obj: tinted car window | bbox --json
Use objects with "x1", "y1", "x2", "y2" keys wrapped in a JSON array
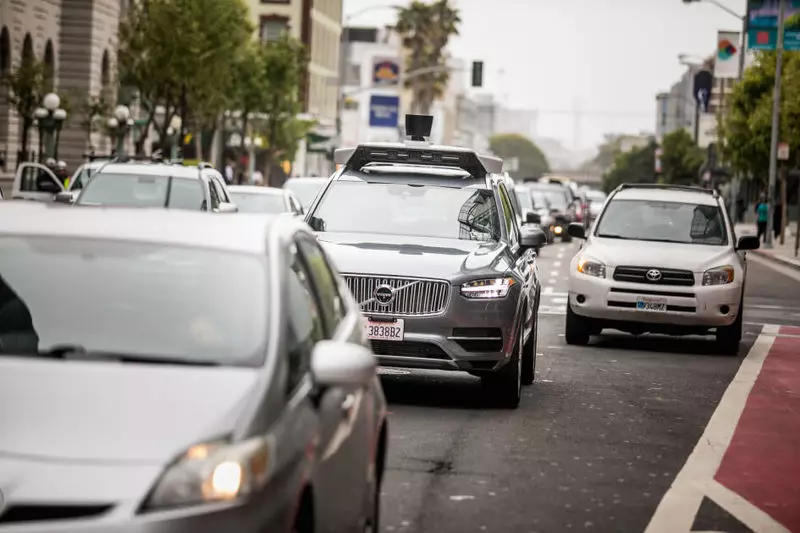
[
  {"x1": 207, "y1": 179, "x2": 221, "y2": 210},
  {"x1": 310, "y1": 181, "x2": 501, "y2": 241},
  {"x1": 497, "y1": 185, "x2": 518, "y2": 247},
  {"x1": 595, "y1": 199, "x2": 728, "y2": 246},
  {"x1": 230, "y1": 192, "x2": 288, "y2": 214},
  {"x1": 296, "y1": 237, "x2": 344, "y2": 334},
  {"x1": 78, "y1": 173, "x2": 206, "y2": 211},
  {"x1": 0, "y1": 237, "x2": 267, "y2": 366}
]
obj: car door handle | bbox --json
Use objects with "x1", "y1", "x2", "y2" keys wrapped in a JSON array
[{"x1": 341, "y1": 393, "x2": 356, "y2": 419}]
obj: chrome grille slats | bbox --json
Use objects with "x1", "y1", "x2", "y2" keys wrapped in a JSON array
[{"x1": 343, "y1": 274, "x2": 450, "y2": 316}]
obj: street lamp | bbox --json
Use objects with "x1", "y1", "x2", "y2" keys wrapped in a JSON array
[
  {"x1": 34, "y1": 92, "x2": 68, "y2": 161},
  {"x1": 168, "y1": 115, "x2": 182, "y2": 160},
  {"x1": 107, "y1": 105, "x2": 133, "y2": 157}
]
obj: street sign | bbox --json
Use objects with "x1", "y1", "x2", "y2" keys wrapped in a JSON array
[
  {"x1": 368, "y1": 95, "x2": 400, "y2": 128},
  {"x1": 778, "y1": 142, "x2": 790, "y2": 160},
  {"x1": 747, "y1": 0, "x2": 800, "y2": 51}
]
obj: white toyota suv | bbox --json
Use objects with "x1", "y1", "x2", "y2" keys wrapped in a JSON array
[{"x1": 564, "y1": 183, "x2": 760, "y2": 354}]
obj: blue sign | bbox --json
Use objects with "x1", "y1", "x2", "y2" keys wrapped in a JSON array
[
  {"x1": 369, "y1": 95, "x2": 399, "y2": 128},
  {"x1": 747, "y1": 0, "x2": 800, "y2": 51}
]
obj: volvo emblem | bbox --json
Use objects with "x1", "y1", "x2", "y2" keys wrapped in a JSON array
[
  {"x1": 646, "y1": 269, "x2": 662, "y2": 282},
  {"x1": 374, "y1": 285, "x2": 394, "y2": 305}
]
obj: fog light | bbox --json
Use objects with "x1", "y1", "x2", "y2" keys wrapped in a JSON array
[
  {"x1": 720, "y1": 305, "x2": 730, "y2": 315},
  {"x1": 576, "y1": 294, "x2": 586, "y2": 304}
]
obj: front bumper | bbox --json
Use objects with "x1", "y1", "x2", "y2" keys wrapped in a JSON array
[
  {"x1": 367, "y1": 286, "x2": 520, "y2": 373},
  {"x1": 568, "y1": 272, "x2": 742, "y2": 328}
]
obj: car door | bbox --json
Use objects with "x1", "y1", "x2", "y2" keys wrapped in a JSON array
[
  {"x1": 498, "y1": 183, "x2": 536, "y2": 330},
  {"x1": 295, "y1": 233, "x2": 375, "y2": 533},
  {"x1": 12, "y1": 162, "x2": 65, "y2": 201}
]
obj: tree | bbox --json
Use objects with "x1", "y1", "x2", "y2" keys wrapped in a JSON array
[
  {"x1": 1, "y1": 57, "x2": 47, "y2": 160},
  {"x1": 602, "y1": 141, "x2": 657, "y2": 193},
  {"x1": 395, "y1": 0, "x2": 461, "y2": 115},
  {"x1": 489, "y1": 133, "x2": 550, "y2": 178},
  {"x1": 580, "y1": 134, "x2": 623, "y2": 174},
  {"x1": 659, "y1": 129, "x2": 704, "y2": 185}
]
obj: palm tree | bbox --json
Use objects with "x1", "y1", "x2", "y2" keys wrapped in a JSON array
[{"x1": 395, "y1": 0, "x2": 461, "y2": 115}]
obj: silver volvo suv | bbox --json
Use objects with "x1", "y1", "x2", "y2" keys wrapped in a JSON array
[{"x1": 304, "y1": 115, "x2": 546, "y2": 408}]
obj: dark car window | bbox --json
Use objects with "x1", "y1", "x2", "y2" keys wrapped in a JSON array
[
  {"x1": 285, "y1": 243, "x2": 325, "y2": 393},
  {"x1": 497, "y1": 184, "x2": 519, "y2": 247},
  {"x1": 209, "y1": 175, "x2": 229, "y2": 204},
  {"x1": 515, "y1": 188, "x2": 534, "y2": 212},
  {"x1": 296, "y1": 236, "x2": 345, "y2": 335},
  {"x1": 595, "y1": 199, "x2": 729, "y2": 246},
  {"x1": 536, "y1": 189, "x2": 568, "y2": 211},
  {"x1": 230, "y1": 192, "x2": 288, "y2": 214},
  {"x1": 78, "y1": 173, "x2": 206, "y2": 211},
  {"x1": 207, "y1": 179, "x2": 221, "y2": 210},
  {"x1": 309, "y1": 181, "x2": 501, "y2": 242},
  {"x1": 0, "y1": 236, "x2": 267, "y2": 366}
]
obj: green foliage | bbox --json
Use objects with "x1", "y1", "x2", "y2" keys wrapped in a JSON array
[
  {"x1": 580, "y1": 134, "x2": 623, "y2": 174},
  {"x1": 602, "y1": 141, "x2": 657, "y2": 193},
  {"x1": 659, "y1": 129, "x2": 705, "y2": 185},
  {"x1": 395, "y1": 0, "x2": 461, "y2": 114},
  {"x1": 489, "y1": 133, "x2": 550, "y2": 178},
  {"x1": 1, "y1": 55, "x2": 47, "y2": 154}
]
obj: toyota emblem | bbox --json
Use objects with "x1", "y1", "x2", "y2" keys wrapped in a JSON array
[
  {"x1": 374, "y1": 285, "x2": 394, "y2": 305},
  {"x1": 646, "y1": 269, "x2": 662, "y2": 282}
]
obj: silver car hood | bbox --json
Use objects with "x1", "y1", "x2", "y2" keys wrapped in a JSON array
[
  {"x1": 317, "y1": 232, "x2": 510, "y2": 281},
  {"x1": 0, "y1": 357, "x2": 258, "y2": 463}
]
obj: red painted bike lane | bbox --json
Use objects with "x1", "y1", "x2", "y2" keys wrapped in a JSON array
[{"x1": 715, "y1": 325, "x2": 800, "y2": 532}]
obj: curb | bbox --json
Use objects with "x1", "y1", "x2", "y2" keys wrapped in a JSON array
[{"x1": 751, "y1": 249, "x2": 800, "y2": 272}]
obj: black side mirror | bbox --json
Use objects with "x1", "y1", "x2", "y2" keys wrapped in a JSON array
[
  {"x1": 520, "y1": 225, "x2": 546, "y2": 249},
  {"x1": 736, "y1": 235, "x2": 760, "y2": 251},
  {"x1": 567, "y1": 223, "x2": 586, "y2": 239},
  {"x1": 525, "y1": 211, "x2": 541, "y2": 225},
  {"x1": 54, "y1": 191, "x2": 74, "y2": 204}
]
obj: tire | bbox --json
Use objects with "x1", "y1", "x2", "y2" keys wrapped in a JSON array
[
  {"x1": 291, "y1": 491, "x2": 314, "y2": 533},
  {"x1": 716, "y1": 295, "x2": 743, "y2": 356},
  {"x1": 521, "y1": 301, "x2": 538, "y2": 386},
  {"x1": 565, "y1": 302, "x2": 591, "y2": 346},
  {"x1": 363, "y1": 476, "x2": 380, "y2": 533},
  {"x1": 482, "y1": 322, "x2": 523, "y2": 408}
]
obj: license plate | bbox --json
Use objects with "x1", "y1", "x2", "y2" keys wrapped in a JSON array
[
  {"x1": 636, "y1": 296, "x2": 667, "y2": 312},
  {"x1": 365, "y1": 319, "x2": 404, "y2": 341}
]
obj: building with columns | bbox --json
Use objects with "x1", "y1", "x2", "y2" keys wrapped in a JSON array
[{"x1": 0, "y1": 0, "x2": 123, "y2": 187}]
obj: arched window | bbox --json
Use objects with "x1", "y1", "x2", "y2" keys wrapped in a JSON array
[
  {"x1": 0, "y1": 27, "x2": 10, "y2": 75},
  {"x1": 21, "y1": 33, "x2": 34, "y2": 64},
  {"x1": 43, "y1": 39, "x2": 55, "y2": 91}
]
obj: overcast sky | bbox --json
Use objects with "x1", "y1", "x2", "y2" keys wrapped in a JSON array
[{"x1": 343, "y1": 0, "x2": 748, "y2": 150}]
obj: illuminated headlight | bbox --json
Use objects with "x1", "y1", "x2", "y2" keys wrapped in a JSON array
[
  {"x1": 461, "y1": 278, "x2": 515, "y2": 299},
  {"x1": 143, "y1": 437, "x2": 273, "y2": 511},
  {"x1": 577, "y1": 257, "x2": 606, "y2": 278},
  {"x1": 553, "y1": 226, "x2": 563, "y2": 234},
  {"x1": 703, "y1": 265, "x2": 734, "y2": 286}
]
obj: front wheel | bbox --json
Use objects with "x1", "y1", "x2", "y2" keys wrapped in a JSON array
[
  {"x1": 482, "y1": 323, "x2": 522, "y2": 408},
  {"x1": 565, "y1": 303, "x2": 591, "y2": 346},
  {"x1": 716, "y1": 296, "x2": 743, "y2": 356},
  {"x1": 521, "y1": 318, "x2": 537, "y2": 385}
]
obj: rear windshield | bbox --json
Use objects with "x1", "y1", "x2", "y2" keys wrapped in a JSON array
[
  {"x1": 283, "y1": 179, "x2": 325, "y2": 208},
  {"x1": 78, "y1": 173, "x2": 206, "y2": 210},
  {"x1": 230, "y1": 191, "x2": 287, "y2": 214},
  {"x1": 0, "y1": 237, "x2": 267, "y2": 366},
  {"x1": 595, "y1": 199, "x2": 728, "y2": 246}
]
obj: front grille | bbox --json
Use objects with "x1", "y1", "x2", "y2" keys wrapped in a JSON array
[
  {"x1": 612, "y1": 266, "x2": 695, "y2": 286},
  {"x1": 371, "y1": 340, "x2": 450, "y2": 359},
  {"x1": 343, "y1": 274, "x2": 449, "y2": 316}
]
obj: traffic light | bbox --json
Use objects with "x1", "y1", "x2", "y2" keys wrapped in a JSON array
[{"x1": 471, "y1": 61, "x2": 483, "y2": 88}]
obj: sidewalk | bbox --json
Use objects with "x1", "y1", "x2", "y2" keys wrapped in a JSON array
[{"x1": 735, "y1": 222, "x2": 800, "y2": 271}]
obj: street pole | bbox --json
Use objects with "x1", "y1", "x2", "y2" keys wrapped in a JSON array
[
  {"x1": 694, "y1": 101, "x2": 700, "y2": 144},
  {"x1": 764, "y1": 0, "x2": 786, "y2": 249},
  {"x1": 730, "y1": 10, "x2": 749, "y2": 226}
]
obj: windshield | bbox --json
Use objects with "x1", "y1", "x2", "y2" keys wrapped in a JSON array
[
  {"x1": 230, "y1": 191, "x2": 287, "y2": 214},
  {"x1": 284, "y1": 179, "x2": 325, "y2": 208},
  {"x1": 68, "y1": 166, "x2": 99, "y2": 191},
  {"x1": 537, "y1": 189, "x2": 568, "y2": 210},
  {"x1": 78, "y1": 173, "x2": 206, "y2": 210},
  {"x1": 595, "y1": 199, "x2": 728, "y2": 245},
  {"x1": 0, "y1": 237, "x2": 267, "y2": 366},
  {"x1": 309, "y1": 180, "x2": 502, "y2": 241}
]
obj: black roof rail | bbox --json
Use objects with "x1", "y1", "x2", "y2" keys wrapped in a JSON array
[{"x1": 615, "y1": 183, "x2": 719, "y2": 198}]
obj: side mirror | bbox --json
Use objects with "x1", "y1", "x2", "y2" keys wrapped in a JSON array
[
  {"x1": 54, "y1": 192, "x2": 74, "y2": 204},
  {"x1": 215, "y1": 202, "x2": 238, "y2": 213},
  {"x1": 525, "y1": 211, "x2": 541, "y2": 225},
  {"x1": 567, "y1": 223, "x2": 586, "y2": 239},
  {"x1": 520, "y1": 225, "x2": 547, "y2": 249},
  {"x1": 736, "y1": 235, "x2": 760, "y2": 251},
  {"x1": 311, "y1": 340, "x2": 376, "y2": 388},
  {"x1": 549, "y1": 208, "x2": 560, "y2": 214}
]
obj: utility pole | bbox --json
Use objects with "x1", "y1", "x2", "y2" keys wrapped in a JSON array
[{"x1": 765, "y1": 0, "x2": 786, "y2": 249}]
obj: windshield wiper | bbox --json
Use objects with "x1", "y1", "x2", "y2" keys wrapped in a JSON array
[{"x1": 33, "y1": 344, "x2": 220, "y2": 366}]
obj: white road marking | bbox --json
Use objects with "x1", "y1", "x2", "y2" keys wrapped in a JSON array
[
  {"x1": 543, "y1": 291, "x2": 568, "y2": 298},
  {"x1": 552, "y1": 297, "x2": 568, "y2": 304},
  {"x1": 554, "y1": 261, "x2": 562, "y2": 267},
  {"x1": 539, "y1": 306, "x2": 566, "y2": 315},
  {"x1": 644, "y1": 325, "x2": 784, "y2": 533},
  {"x1": 543, "y1": 286, "x2": 554, "y2": 294}
]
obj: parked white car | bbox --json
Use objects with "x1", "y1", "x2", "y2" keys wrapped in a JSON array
[{"x1": 564, "y1": 183, "x2": 760, "y2": 354}]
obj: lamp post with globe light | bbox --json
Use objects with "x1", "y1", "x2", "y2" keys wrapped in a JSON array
[
  {"x1": 107, "y1": 105, "x2": 134, "y2": 157},
  {"x1": 33, "y1": 92, "x2": 68, "y2": 161},
  {"x1": 167, "y1": 115, "x2": 183, "y2": 161}
]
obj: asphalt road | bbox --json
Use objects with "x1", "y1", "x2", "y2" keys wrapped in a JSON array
[{"x1": 377, "y1": 241, "x2": 800, "y2": 533}]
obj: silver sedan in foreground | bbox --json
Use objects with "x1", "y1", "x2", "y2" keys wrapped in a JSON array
[{"x1": 0, "y1": 202, "x2": 387, "y2": 533}]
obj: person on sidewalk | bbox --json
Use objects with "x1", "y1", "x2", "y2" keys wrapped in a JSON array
[{"x1": 755, "y1": 195, "x2": 769, "y2": 242}]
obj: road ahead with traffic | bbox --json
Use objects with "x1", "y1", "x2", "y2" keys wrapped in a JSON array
[{"x1": 378, "y1": 240, "x2": 800, "y2": 533}]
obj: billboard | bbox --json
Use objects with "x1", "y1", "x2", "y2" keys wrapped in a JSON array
[
  {"x1": 747, "y1": 0, "x2": 800, "y2": 51},
  {"x1": 369, "y1": 95, "x2": 399, "y2": 128},
  {"x1": 372, "y1": 58, "x2": 401, "y2": 86},
  {"x1": 714, "y1": 31, "x2": 742, "y2": 78}
]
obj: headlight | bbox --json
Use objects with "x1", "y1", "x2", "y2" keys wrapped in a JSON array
[
  {"x1": 143, "y1": 437, "x2": 273, "y2": 511},
  {"x1": 703, "y1": 265, "x2": 734, "y2": 286},
  {"x1": 553, "y1": 225, "x2": 563, "y2": 234},
  {"x1": 461, "y1": 277, "x2": 515, "y2": 299},
  {"x1": 577, "y1": 257, "x2": 606, "y2": 278}
]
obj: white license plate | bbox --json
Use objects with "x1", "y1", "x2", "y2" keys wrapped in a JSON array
[
  {"x1": 636, "y1": 297, "x2": 667, "y2": 312},
  {"x1": 365, "y1": 319, "x2": 405, "y2": 341}
]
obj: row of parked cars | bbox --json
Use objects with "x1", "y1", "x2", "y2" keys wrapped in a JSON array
[{"x1": 0, "y1": 116, "x2": 550, "y2": 532}]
